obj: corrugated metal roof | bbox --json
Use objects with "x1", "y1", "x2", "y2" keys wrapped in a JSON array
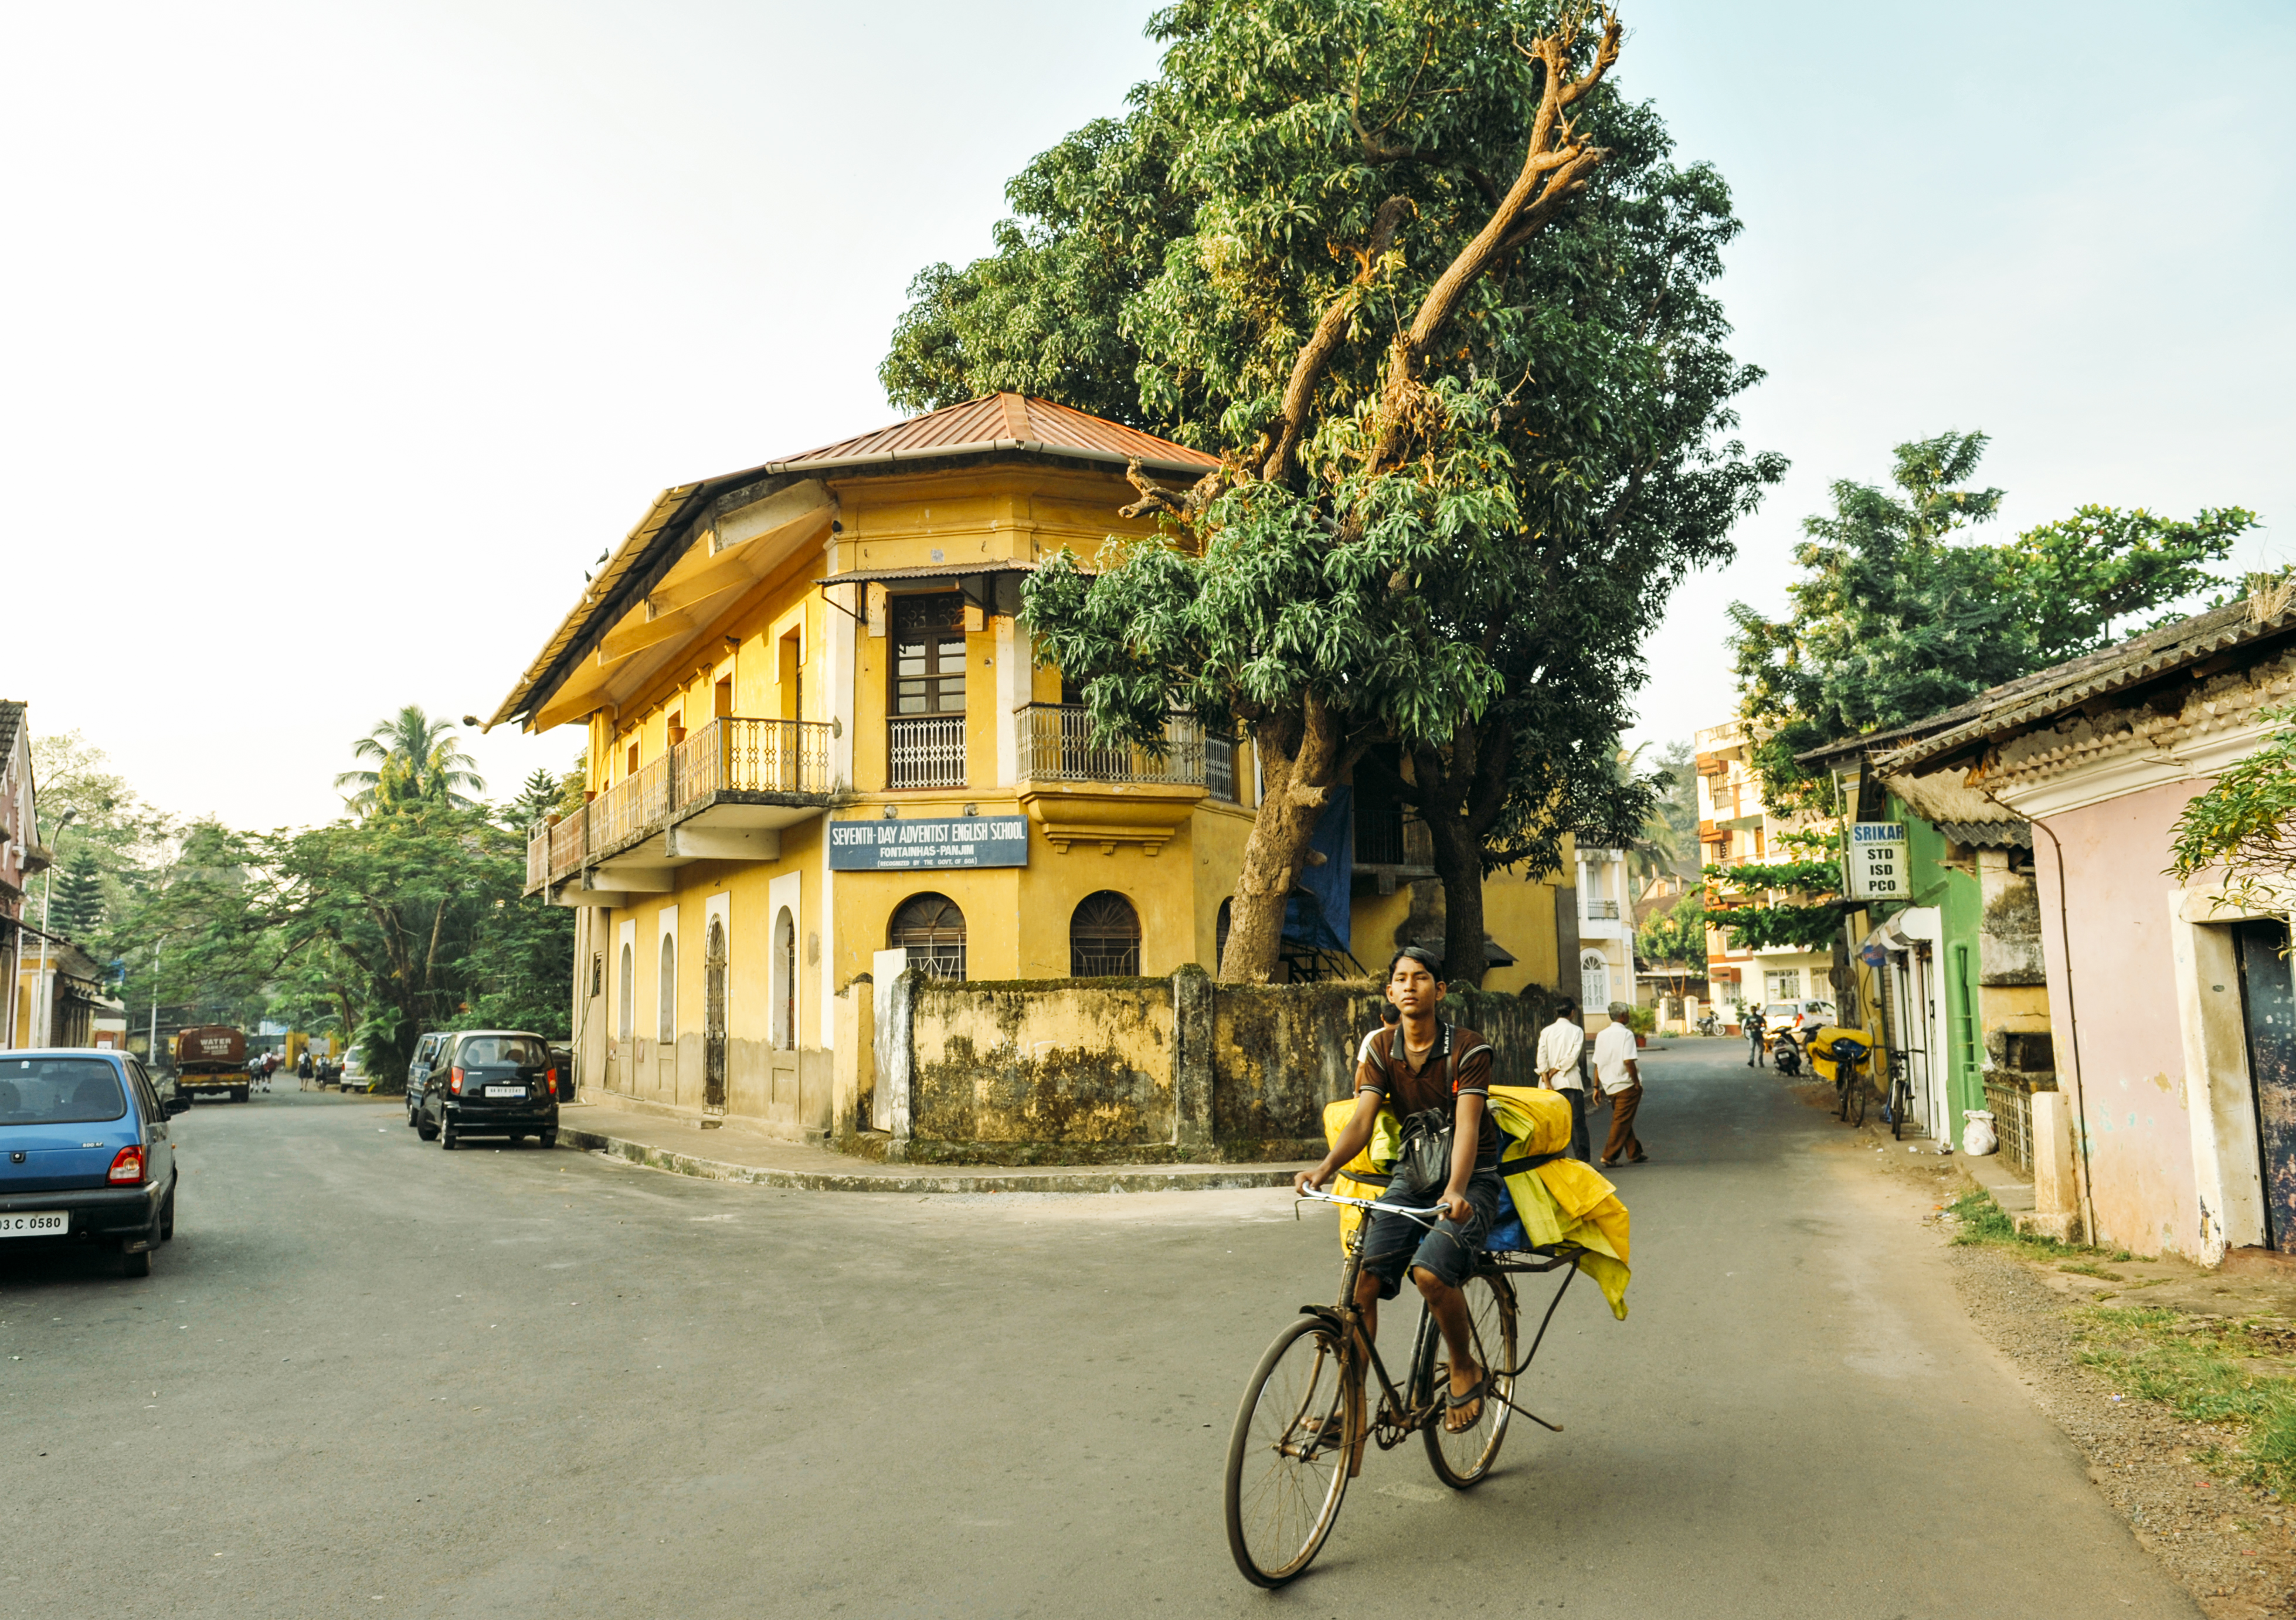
[
  {"x1": 1936, "y1": 820, "x2": 2033, "y2": 849},
  {"x1": 1879, "y1": 598, "x2": 2296, "y2": 775},
  {"x1": 770, "y1": 393, "x2": 1218, "y2": 474}
]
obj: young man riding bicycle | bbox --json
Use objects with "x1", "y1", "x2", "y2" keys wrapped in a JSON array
[{"x1": 1295, "y1": 946, "x2": 1500, "y2": 1434}]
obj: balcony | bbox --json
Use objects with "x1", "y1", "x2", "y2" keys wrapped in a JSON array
[
  {"x1": 888, "y1": 715, "x2": 967, "y2": 790},
  {"x1": 525, "y1": 716, "x2": 837, "y2": 896},
  {"x1": 1584, "y1": 899, "x2": 1622, "y2": 921},
  {"x1": 1013, "y1": 704, "x2": 1235, "y2": 855}
]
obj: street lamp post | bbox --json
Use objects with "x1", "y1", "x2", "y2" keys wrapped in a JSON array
[{"x1": 32, "y1": 807, "x2": 80, "y2": 1048}]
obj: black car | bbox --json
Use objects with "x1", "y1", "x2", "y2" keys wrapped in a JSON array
[
  {"x1": 0, "y1": 1050, "x2": 187, "y2": 1277},
  {"x1": 414, "y1": 1031, "x2": 559, "y2": 1150},
  {"x1": 404, "y1": 1032, "x2": 449, "y2": 1127}
]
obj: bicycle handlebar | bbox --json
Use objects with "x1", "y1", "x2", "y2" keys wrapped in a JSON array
[{"x1": 1294, "y1": 1187, "x2": 1447, "y2": 1226}]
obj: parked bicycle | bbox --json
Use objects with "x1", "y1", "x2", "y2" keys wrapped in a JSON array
[
  {"x1": 1223, "y1": 1188, "x2": 1584, "y2": 1587},
  {"x1": 1885, "y1": 1049, "x2": 1915, "y2": 1140},
  {"x1": 1831, "y1": 1034, "x2": 1872, "y2": 1127}
]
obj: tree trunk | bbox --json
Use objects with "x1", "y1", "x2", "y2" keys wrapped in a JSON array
[
  {"x1": 1425, "y1": 810, "x2": 1489, "y2": 989},
  {"x1": 1220, "y1": 695, "x2": 1350, "y2": 984}
]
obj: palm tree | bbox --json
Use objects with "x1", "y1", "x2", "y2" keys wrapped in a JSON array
[{"x1": 335, "y1": 706, "x2": 485, "y2": 814}]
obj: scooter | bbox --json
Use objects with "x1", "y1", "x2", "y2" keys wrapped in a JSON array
[{"x1": 1771, "y1": 1027, "x2": 1805, "y2": 1078}]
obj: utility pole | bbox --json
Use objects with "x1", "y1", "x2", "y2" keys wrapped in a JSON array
[{"x1": 148, "y1": 938, "x2": 162, "y2": 1065}]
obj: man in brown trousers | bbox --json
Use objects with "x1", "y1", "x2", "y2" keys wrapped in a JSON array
[{"x1": 1591, "y1": 1000, "x2": 1646, "y2": 1167}]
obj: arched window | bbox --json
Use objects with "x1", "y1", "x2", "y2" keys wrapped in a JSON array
[
  {"x1": 1070, "y1": 891, "x2": 1142, "y2": 977},
  {"x1": 889, "y1": 892, "x2": 966, "y2": 981},
  {"x1": 773, "y1": 906, "x2": 797, "y2": 1050},
  {"x1": 1580, "y1": 949, "x2": 1610, "y2": 1011},
  {"x1": 618, "y1": 942, "x2": 634, "y2": 1038},
  {"x1": 658, "y1": 933, "x2": 677, "y2": 1044},
  {"x1": 703, "y1": 917, "x2": 728, "y2": 1110}
]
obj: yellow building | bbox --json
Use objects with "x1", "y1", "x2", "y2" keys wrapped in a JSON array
[{"x1": 495, "y1": 395, "x2": 1572, "y2": 1144}]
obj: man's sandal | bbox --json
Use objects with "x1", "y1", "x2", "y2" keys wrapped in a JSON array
[{"x1": 1444, "y1": 1374, "x2": 1489, "y2": 1432}]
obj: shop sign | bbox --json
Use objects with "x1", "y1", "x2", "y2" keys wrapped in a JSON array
[
  {"x1": 1844, "y1": 820, "x2": 1908, "y2": 901},
  {"x1": 829, "y1": 815, "x2": 1029, "y2": 871}
]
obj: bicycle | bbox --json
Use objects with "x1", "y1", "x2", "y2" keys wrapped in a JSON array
[
  {"x1": 1885, "y1": 1050, "x2": 1915, "y2": 1140},
  {"x1": 1832, "y1": 1036, "x2": 1870, "y2": 1127},
  {"x1": 1222, "y1": 1187, "x2": 1584, "y2": 1588}
]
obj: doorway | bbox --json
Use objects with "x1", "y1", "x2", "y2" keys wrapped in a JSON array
[
  {"x1": 704, "y1": 916, "x2": 728, "y2": 1118},
  {"x1": 2235, "y1": 919, "x2": 2296, "y2": 1251}
]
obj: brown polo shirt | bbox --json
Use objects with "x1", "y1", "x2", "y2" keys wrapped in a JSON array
[{"x1": 1354, "y1": 1021, "x2": 1500, "y2": 1167}]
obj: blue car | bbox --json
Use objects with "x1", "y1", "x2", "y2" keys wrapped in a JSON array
[{"x1": 0, "y1": 1050, "x2": 185, "y2": 1278}]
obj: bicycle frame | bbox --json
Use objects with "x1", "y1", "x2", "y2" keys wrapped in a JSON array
[{"x1": 1295, "y1": 1189, "x2": 1580, "y2": 1470}]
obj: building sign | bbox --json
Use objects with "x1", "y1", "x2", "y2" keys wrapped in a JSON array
[
  {"x1": 828, "y1": 816, "x2": 1029, "y2": 871},
  {"x1": 1844, "y1": 820, "x2": 1908, "y2": 902}
]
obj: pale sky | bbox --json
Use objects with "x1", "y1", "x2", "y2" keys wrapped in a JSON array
[{"x1": 4, "y1": 1, "x2": 2289, "y2": 831}]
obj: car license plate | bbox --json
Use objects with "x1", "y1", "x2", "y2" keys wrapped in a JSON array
[
  {"x1": 0, "y1": 1211, "x2": 68, "y2": 1238},
  {"x1": 485, "y1": 1085, "x2": 525, "y2": 1099}
]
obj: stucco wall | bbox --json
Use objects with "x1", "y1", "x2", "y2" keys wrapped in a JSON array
[
  {"x1": 887, "y1": 974, "x2": 1552, "y2": 1166},
  {"x1": 910, "y1": 977, "x2": 1174, "y2": 1158},
  {"x1": 2034, "y1": 779, "x2": 2210, "y2": 1257}
]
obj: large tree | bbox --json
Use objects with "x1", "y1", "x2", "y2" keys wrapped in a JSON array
[
  {"x1": 1730, "y1": 431, "x2": 2256, "y2": 812},
  {"x1": 892, "y1": 1, "x2": 1778, "y2": 981}
]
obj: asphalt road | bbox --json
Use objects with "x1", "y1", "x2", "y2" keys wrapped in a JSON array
[{"x1": 2, "y1": 1046, "x2": 2198, "y2": 1618}]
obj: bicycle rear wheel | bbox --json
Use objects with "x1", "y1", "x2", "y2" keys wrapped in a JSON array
[
  {"x1": 1419, "y1": 1272, "x2": 1517, "y2": 1488},
  {"x1": 1845, "y1": 1063, "x2": 1868, "y2": 1126},
  {"x1": 1891, "y1": 1078, "x2": 1911, "y2": 1140},
  {"x1": 1224, "y1": 1316, "x2": 1353, "y2": 1587}
]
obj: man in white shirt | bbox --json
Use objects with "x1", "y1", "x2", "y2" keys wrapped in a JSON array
[
  {"x1": 1590, "y1": 1001, "x2": 1646, "y2": 1167},
  {"x1": 1536, "y1": 999, "x2": 1591, "y2": 1161}
]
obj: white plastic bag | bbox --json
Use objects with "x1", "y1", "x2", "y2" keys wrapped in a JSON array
[{"x1": 1962, "y1": 1109, "x2": 1998, "y2": 1156}]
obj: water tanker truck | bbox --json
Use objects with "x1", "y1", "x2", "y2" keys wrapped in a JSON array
[{"x1": 174, "y1": 1025, "x2": 251, "y2": 1104}]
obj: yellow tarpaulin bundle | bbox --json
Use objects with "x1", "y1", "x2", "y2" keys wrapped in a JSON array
[
  {"x1": 1803, "y1": 1026, "x2": 1877, "y2": 1085},
  {"x1": 1319, "y1": 1084, "x2": 1632, "y2": 1320}
]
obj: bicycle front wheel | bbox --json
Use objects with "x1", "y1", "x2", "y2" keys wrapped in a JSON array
[
  {"x1": 1224, "y1": 1316, "x2": 1353, "y2": 1588},
  {"x1": 1420, "y1": 1272, "x2": 1517, "y2": 1488},
  {"x1": 1845, "y1": 1065, "x2": 1868, "y2": 1126}
]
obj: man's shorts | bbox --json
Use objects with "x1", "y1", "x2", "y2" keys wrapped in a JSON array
[{"x1": 1358, "y1": 1165, "x2": 1506, "y2": 1299}]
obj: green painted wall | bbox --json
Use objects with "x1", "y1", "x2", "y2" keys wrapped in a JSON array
[{"x1": 1890, "y1": 797, "x2": 1988, "y2": 1144}]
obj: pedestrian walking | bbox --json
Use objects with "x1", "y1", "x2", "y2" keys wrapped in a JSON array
[
  {"x1": 298, "y1": 1050, "x2": 314, "y2": 1088},
  {"x1": 1591, "y1": 1001, "x2": 1646, "y2": 1168},
  {"x1": 1536, "y1": 998, "x2": 1592, "y2": 1162},
  {"x1": 1745, "y1": 1002, "x2": 1768, "y2": 1068}
]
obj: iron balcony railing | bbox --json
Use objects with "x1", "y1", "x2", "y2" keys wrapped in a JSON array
[
  {"x1": 1013, "y1": 704, "x2": 1238, "y2": 802},
  {"x1": 1583, "y1": 899, "x2": 1622, "y2": 921},
  {"x1": 889, "y1": 714, "x2": 967, "y2": 790},
  {"x1": 524, "y1": 717, "x2": 836, "y2": 892}
]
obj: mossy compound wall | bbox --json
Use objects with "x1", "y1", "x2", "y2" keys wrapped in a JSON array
[
  {"x1": 891, "y1": 972, "x2": 1551, "y2": 1166},
  {"x1": 909, "y1": 977, "x2": 1175, "y2": 1162}
]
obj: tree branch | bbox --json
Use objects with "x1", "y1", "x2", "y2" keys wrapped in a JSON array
[{"x1": 1261, "y1": 195, "x2": 1415, "y2": 487}]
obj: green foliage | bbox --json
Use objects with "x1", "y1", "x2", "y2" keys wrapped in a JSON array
[
  {"x1": 47, "y1": 847, "x2": 104, "y2": 938},
  {"x1": 1728, "y1": 431, "x2": 2255, "y2": 811},
  {"x1": 1636, "y1": 889, "x2": 1706, "y2": 970},
  {"x1": 254, "y1": 801, "x2": 568, "y2": 1088},
  {"x1": 334, "y1": 705, "x2": 487, "y2": 816},
  {"x1": 899, "y1": 3, "x2": 1780, "y2": 979},
  {"x1": 1622, "y1": 1003, "x2": 1656, "y2": 1037},
  {"x1": 2166, "y1": 700, "x2": 2296, "y2": 909}
]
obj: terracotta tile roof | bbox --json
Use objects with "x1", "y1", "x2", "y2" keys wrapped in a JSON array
[
  {"x1": 770, "y1": 393, "x2": 1218, "y2": 474},
  {"x1": 491, "y1": 395, "x2": 1207, "y2": 731}
]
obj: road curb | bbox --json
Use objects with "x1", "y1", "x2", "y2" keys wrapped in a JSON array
[{"x1": 554, "y1": 1126, "x2": 1308, "y2": 1194}]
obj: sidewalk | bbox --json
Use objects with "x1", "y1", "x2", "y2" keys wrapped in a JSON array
[{"x1": 552, "y1": 1095, "x2": 1312, "y2": 1194}]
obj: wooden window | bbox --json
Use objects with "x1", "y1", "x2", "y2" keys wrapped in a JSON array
[
  {"x1": 1069, "y1": 891, "x2": 1142, "y2": 977},
  {"x1": 889, "y1": 892, "x2": 966, "y2": 981},
  {"x1": 714, "y1": 675, "x2": 733, "y2": 719},
  {"x1": 891, "y1": 595, "x2": 967, "y2": 716},
  {"x1": 658, "y1": 933, "x2": 676, "y2": 1045}
]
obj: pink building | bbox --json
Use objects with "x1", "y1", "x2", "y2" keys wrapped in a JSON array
[{"x1": 1877, "y1": 600, "x2": 2296, "y2": 1262}]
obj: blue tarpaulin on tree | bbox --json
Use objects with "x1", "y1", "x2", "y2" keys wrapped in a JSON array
[{"x1": 1282, "y1": 785, "x2": 1354, "y2": 953}]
